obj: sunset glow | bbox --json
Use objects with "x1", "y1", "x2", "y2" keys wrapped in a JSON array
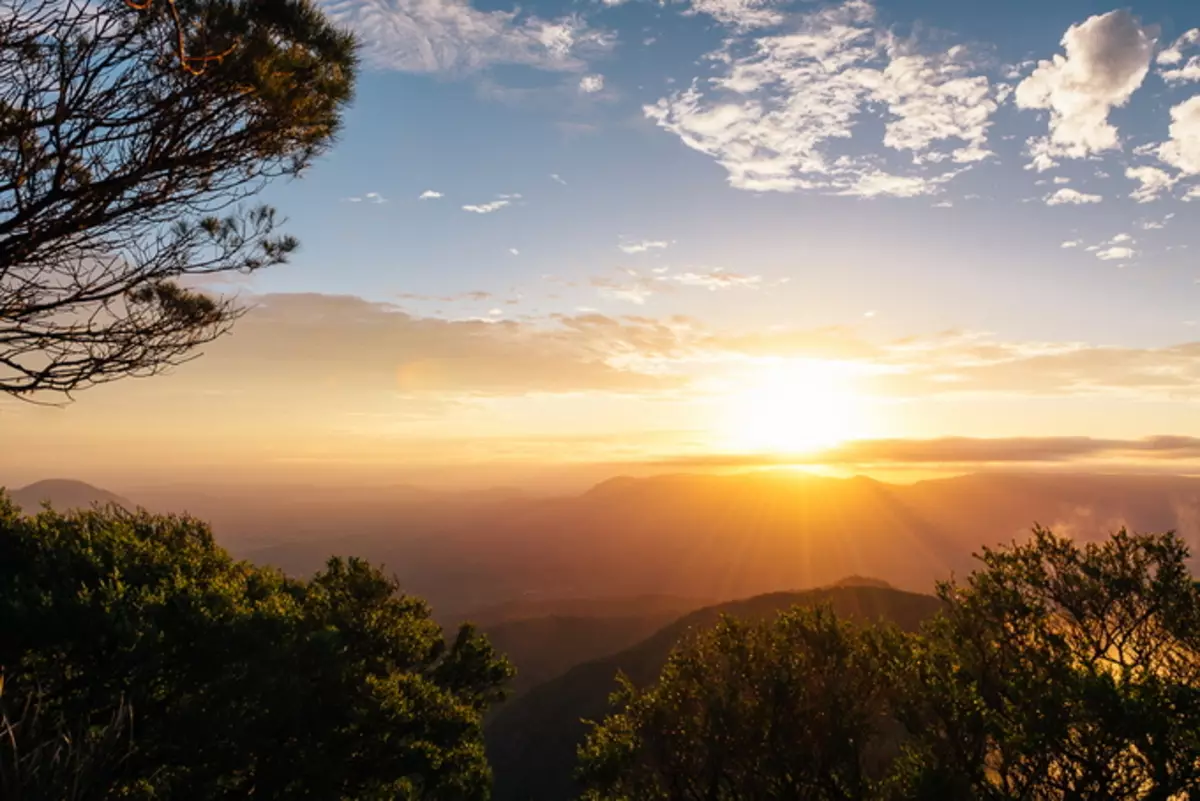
[{"x1": 717, "y1": 361, "x2": 869, "y2": 455}]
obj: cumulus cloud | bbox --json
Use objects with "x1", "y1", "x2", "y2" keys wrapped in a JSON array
[
  {"x1": 1061, "y1": 240, "x2": 1082, "y2": 248},
  {"x1": 579, "y1": 74, "x2": 605, "y2": 93},
  {"x1": 1159, "y1": 29, "x2": 1200, "y2": 82},
  {"x1": 1126, "y1": 166, "x2": 1177, "y2": 202},
  {"x1": 1096, "y1": 246, "x2": 1135, "y2": 261},
  {"x1": 1045, "y1": 187, "x2": 1102, "y2": 205},
  {"x1": 1159, "y1": 96, "x2": 1200, "y2": 175},
  {"x1": 419, "y1": 190, "x2": 444, "y2": 199},
  {"x1": 618, "y1": 239, "x2": 669, "y2": 254},
  {"x1": 1015, "y1": 10, "x2": 1157, "y2": 171},
  {"x1": 320, "y1": 0, "x2": 613, "y2": 74},
  {"x1": 643, "y1": 0, "x2": 998, "y2": 197}
]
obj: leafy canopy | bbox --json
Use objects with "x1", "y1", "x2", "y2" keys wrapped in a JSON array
[
  {"x1": 580, "y1": 527, "x2": 1200, "y2": 801},
  {"x1": 0, "y1": 494, "x2": 513, "y2": 800}
]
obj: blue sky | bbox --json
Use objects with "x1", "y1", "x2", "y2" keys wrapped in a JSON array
[
  {"x1": 240, "y1": 0, "x2": 1200, "y2": 345},
  {"x1": 8, "y1": 0, "x2": 1200, "y2": 488}
]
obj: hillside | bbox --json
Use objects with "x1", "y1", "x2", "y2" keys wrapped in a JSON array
[
  {"x1": 485, "y1": 584, "x2": 943, "y2": 801},
  {"x1": 7, "y1": 480, "x2": 132, "y2": 513}
]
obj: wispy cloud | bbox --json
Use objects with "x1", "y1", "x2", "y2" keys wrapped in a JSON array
[
  {"x1": 618, "y1": 239, "x2": 669, "y2": 254},
  {"x1": 1158, "y1": 29, "x2": 1200, "y2": 83},
  {"x1": 1126, "y1": 166, "x2": 1177, "y2": 202},
  {"x1": 462, "y1": 194, "x2": 520, "y2": 214},
  {"x1": 342, "y1": 191, "x2": 388, "y2": 204},
  {"x1": 419, "y1": 190, "x2": 444, "y2": 199},
  {"x1": 647, "y1": 436, "x2": 1200, "y2": 468},
  {"x1": 664, "y1": 270, "x2": 762, "y2": 290},
  {"x1": 642, "y1": 0, "x2": 999, "y2": 197},
  {"x1": 1015, "y1": 10, "x2": 1156, "y2": 171},
  {"x1": 320, "y1": 0, "x2": 614, "y2": 74},
  {"x1": 549, "y1": 173, "x2": 567, "y2": 185}
]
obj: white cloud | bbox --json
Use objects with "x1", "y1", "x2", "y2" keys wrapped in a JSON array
[
  {"x1": 1045, "y1": 187, "x2": 1102, "y2": 205},
  {"x1": 1096, "y1": 246, "x2": 1135, "y2": 261},
  {"x1": 1159, "y1": 96, "x2": 1200, "y2": 175},
  {"x1": 663, "y1": 270, "x2": 761, "y2": 290},
  {"x1": 643, "y1": 0, "x2": 998, "y2": 197},
  {"x1": 1159, "y1": 29, "x2": 1199, "y2": 64},
  {"x1": 1159, "y1": 29, "x2": 1200, "y2": 82},
  {"x1": 1061, "y1": 240, "x2": 1082, "y2": 248},
  {"x1": 462, "y1": 199, "x2": 512, "y2": 213},
  {"x1": 1111, "y1": 233, "x2": 1134, "y2": 243},
  {"x1": 342, "y1": 191, "x2": 388, "y2": 203},
  {"x1": 550, "y1": 173, "x2": 567, "y2": 185},
  {"x1": 1187, "y1": 186, "x2": 1200, "y2": 201},
  {"x1": 1126, "y1": 166, "x2": 1177, "y2": 202},
  {"x1": 508, "y1": 248, "x2": 520, "y2": 256},
  {"x1": 1053, "y1": 176, "x2": 1071, "y2": 184},
  {"x1": 1015, "y1": 11, "x2": 1157, "y2": 170},
  {"x1": 321, "y1": 0, "x2": 613, "y2": 74},
  {"x1": 579, "y1": 74, "x2": 605, "y2": 93},
  {"x1": 619, "y1": 240, "x2": 670, "y2": 254},
  {"x1": 419, "y1": 190, "x2": 443, "y2": 199},
  {"x1": 685, "y1": 0, "x2": 784, "y2": 31}
]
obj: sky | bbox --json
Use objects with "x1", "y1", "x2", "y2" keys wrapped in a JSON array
[{"x1": 5, "y1": 0, "x2": 1200, "y2": 489}]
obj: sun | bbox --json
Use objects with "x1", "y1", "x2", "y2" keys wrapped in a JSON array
[{"x1": 716, "y1": 359, "x2": 867, "y2": 454}]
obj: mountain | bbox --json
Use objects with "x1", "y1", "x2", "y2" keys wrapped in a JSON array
[
  {"x1": 485, "y1": 584, "x2": 943, "y2": 801},
  {"x1": 6, "y1": 480, "x2": 132, "y2": 513},
  {"x1": 242, "y1": 471, "x2": 1200, "y2": 617}
]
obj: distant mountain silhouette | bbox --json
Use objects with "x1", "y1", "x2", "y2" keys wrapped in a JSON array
[
  {"x1": 244, "y1": 471, "x2": 1200, "y2": 616},
  {"x1": 485, "y1": 584, "x2": 943, "y2": 801},
  {"x1": 829, "y1": 575, "x2": 895, "y2": 589},
  {"x1": 7, "y1": 480, "x2": 131, "y2": 513}
]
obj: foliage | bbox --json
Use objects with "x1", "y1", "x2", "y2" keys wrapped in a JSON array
[
  {"x1": 487, "y1": 587, "x2": 943, "y2": 801},
  {"x1": 0, "y1": 493, "x2": 513, "y2": 800},
  {"x1": 890, "y1": 526, "x2": 1200, "y2": 800},
  {"x1": 0, "y1": 0, "x2": 356, "y2": 396},
  {"x1": 580, "y1": 527, "x2": 1200, "y2": 801},
  {"x1": 578, "y1": 607, "x2": 905, "y2": 801}
]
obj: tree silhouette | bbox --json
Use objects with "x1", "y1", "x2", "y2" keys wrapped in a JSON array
[{"x1": 0, "y1": 0, "x2": 356, "y2": 397}]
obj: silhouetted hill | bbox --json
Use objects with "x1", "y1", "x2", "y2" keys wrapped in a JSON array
[
  {"x1": 829, "y1": 575, "x2": 895, "y2": 589},
  {"x1": 7, "y1": 480, "x2": 131, "y2": 513},
  {"x1": 485, "y1": 585, "x2": 943, "y2": 801},
  {"x1": 482, "y1": 612, "x2": 686, "y2": 698}
]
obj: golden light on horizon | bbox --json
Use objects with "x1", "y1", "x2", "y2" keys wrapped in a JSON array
[{"x1": 716, "y1": 359, "x2": 869, "y2": 455}]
